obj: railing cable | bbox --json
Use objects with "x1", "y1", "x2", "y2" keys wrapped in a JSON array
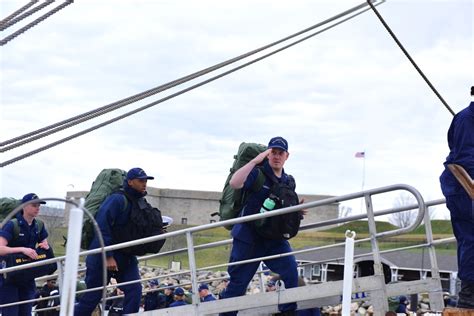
[
  {"x1": 0, "y1": 0, "x2": 38, "y2": 26},
  {"x1": 0, "y1": 0, "x2": 73, "y2": 46},
  {"x1": 0, "y1": 3, "x2": 377, "y2": 167},
  {"x1": 366, "y1": 0, "x2": 455, "y2": 116},
  {"x1": 0, "y1": 0, "x2": 382, "y2": 151},
  {"x1": 0, "y1": 0, "x2": 54, "y2": 31}
]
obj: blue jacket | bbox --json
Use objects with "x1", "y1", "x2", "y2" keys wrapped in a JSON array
[
  {"x1": 231, "y1": 161, "x2": 292, "y2": 244},
  {"x1": 169, "y1": 300, "x2": 187, "y2": 307},
  {"x1": 88, "y1": 181, "x2": 146, "y2": 257},
  {"x1": 201, "y1": 293, "x2": 216, "y2": 302},
  {"x1": 440, "y1": 102, "x2": 474, "y2": 196}
]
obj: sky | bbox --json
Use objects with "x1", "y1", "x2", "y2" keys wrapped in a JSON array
[{"x1": 0, "y1": 0, "x2": 473, "y2": 220}]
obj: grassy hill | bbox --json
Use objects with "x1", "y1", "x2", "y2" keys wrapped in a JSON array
[{"x1": 48, "y1": 220, "x2": 455, "y2": 271}]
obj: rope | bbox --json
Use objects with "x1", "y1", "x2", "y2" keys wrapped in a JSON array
[
  {"x1": 0, "y1": 0, "x2": 380, "y2": 151},
  {"x1": 0, "y1": 0, "x2": 38, "y2": 26},
  {"x1": 0, "y1": 3, "x2": 377, "y2": 168},
  {"x1": 366, "y1": 0, "x2": 455, "y2": 116},
  {"x1": 0, "y1": 0, "x2": 55, "y2": 32},
  {"x1": 0, "y1": 0, "x2": 73, "y2": 46}
]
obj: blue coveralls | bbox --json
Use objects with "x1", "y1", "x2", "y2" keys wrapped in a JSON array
[
  {"x1": 74, "y1": 182, "x2": 143, "y2": 315},
  {"x1": 0, "y1": 213, "x2": 48, "y2": 316},
  {"x1": 219, "y1": 161, "x2": 298, "y2": 315},
  {"x1": 169, "y1": 300, "x2": 187, "y2": 307},
  {"x1": 440, "y1": 102, "x2": 474, "y2": 284},
  {"x1": 201, "y1": 293, "x2": 216, "y2": 302}
]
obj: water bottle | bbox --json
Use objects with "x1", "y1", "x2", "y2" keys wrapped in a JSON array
[{"x1": 260, "y1": 198, "x2": 276, "y2": 213}]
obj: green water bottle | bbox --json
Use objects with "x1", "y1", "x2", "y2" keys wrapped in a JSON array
[{"x1": 260, "y1": 198, "x2": 276, "y2": 213}]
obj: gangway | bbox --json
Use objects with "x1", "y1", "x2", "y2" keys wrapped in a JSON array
[{"x1": 0, "y1": 184, "x2": 451, "y2": 315}]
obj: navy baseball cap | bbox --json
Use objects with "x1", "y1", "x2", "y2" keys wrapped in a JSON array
[
  {"x1": 268, "y1": 136, "x2": 288, "y2": 152},
  {"x1": 174, "y1": 287, "x2": 185, "y2": 296},
  {"x1": 148, "y1": 279, "x2": 159, "y2": 286},
  {"x1": 126, "y1": 168, "x2": 154, "y2": 181},
  {"x1": 198, "y1": 284, "x2": 209, "y2": 291},
  {"x1": 22, "y1": 193, "x2": 46, "y2": 204}
]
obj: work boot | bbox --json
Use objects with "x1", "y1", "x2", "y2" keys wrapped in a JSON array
[{"x1": 457, "y1": 281, "x2": 474, "y2": 309}]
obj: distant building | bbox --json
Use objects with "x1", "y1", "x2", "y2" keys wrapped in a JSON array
[{"x1": 66, "y1": 186, "x2": 339, "y2": 226}]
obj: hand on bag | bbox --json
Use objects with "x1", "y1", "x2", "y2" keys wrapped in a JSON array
[{"x1": 22, "y1": 247, "x2": 39, "y2": 259}]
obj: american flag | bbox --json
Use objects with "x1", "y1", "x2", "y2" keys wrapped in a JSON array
[{"x1": 355, "y1": 151, "x2": 365, "y2": 158}]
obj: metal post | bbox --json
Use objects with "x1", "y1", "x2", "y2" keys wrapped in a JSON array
[
  {"x1": 365, "y1": 193, "x2": 389, "y2": 313},
  {"x1": 60, "y1": 202, "x2": 84, "y2": 316},
  {"x1": 423, "y1": 205, "x2": 444, "y2": 311},
  {"x1": 342, "y1": 230, "x2": 356, "y2": 316},
  {"x1": 258, "y1": 263, "x2": 266, "y2": 292},
  {"x1": 186, "y1": 231, "x2": 200, "y2": 315}
]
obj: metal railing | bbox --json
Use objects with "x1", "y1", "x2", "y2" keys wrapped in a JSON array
[{"x1": 0, "y1": 184, "x2": 451, "y2": 315}]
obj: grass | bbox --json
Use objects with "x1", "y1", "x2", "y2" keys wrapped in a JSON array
[{"x1": 47, "y1": 220, "x2": 456, "y2": 271}]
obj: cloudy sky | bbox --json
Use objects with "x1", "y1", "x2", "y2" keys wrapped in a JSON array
[{"x1": 1, "y1": 0, "x2": 472, "y2": 219}]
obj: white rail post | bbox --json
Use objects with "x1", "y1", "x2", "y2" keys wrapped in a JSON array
[
  {"x1": 60, "y1": 199, "x2": 84, "y2": 316},
  {"x1": 342, "y1": 230, "x2": 356, "y2": 316}
]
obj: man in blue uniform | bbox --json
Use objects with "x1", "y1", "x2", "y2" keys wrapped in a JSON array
[
  {"x1": 144, "y1": 279, "x2": 165, "y2": 311},
  {"x1": 219, "y1": 136, "x2": 300, "y2": 316},
  {"x1": 0, "y1": 193, "x2": 49, "y2": 316},
  {"x1": 74, "y1": 167, "x2": 155, "y2": 315},
  {"x1": 169, "y1": 287, "x2": 188, "y2": 307},
  {"x1": 199, "y1": 283, "x2": 216, "y2": 302},
  {"x1": 440, "y1": 87, "x2": 474, "y2": 309}
]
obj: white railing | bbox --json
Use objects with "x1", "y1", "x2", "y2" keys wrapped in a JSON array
[{"x1": 0, "y1": 184, "x2": 452, "y2": 315}]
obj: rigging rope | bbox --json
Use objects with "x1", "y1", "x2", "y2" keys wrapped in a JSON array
[
  {"x1": 0, "y1": 0, "x2": 38, "y2": 26},
  {"x1": 366, "y1": 0, "x2": 455, "y2": 116},
  {"x1": 0, "y1": 0, "x2": 381, "y2": 151},
  {"x1": 0, "y1": 0, "x2": 73, "y2": 46},
  {"x1": 0, "y1": 3, "x2": 377, "y2": 168},
  {"x1": 0, "y1": 0, "x2": 54, "y2": 32}
]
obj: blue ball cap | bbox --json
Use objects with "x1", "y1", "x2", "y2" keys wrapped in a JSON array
[
  {"x1": 126, "y1": 167, "x2": 154, "y2": 181},
  {"x1": 21, "y1": 193, "x2": 46, "y2": 204},
  {"x1": 268, "y1": 136, "x2": 288, "y2": 152},
  {"x1": 174, "y1": 287, "x2": 185, "y2": 296},
  {"x1": 148, "y1": 279, "x2": 159, "y2": 286},
  {"x1": 198, "y1": 283, "x2": 209, "y2": 291}
]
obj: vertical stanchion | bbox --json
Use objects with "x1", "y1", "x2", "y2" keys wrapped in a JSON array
[
  {"x1": 341, "y1": 230, "x2": 356, "y2": 316},
  {"x1": 60, "y1": 201, "x2": 84, "y2": 316},
  {"x1": 186, "y1": 231, "x2": 200, "y2": 315}
]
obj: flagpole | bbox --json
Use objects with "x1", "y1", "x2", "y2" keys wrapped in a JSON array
[
  {"x1": 361, "y1": 149, "x2": 366, "y2": 191},
  {"x1": 359, "y1": 150, "x2": 366, "y2": 214}
]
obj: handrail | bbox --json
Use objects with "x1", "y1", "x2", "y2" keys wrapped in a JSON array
[{"x1": 0, "y1": 184, "x2": 451, "y2": 314}]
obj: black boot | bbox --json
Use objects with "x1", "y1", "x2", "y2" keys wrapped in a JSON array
[{"x1": 457, "y1": 281, "x2": 474, "y2": 309}]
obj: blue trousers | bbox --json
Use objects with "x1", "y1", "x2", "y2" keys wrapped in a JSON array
[
  {"x1": 0, "y1": 277, "x2": 36, "y2": 316},
  {"x1": 446, "y1": 194, "x2": 474, "y2": 282},
  {"x1": 74, "y1": 253, "x2": 141, "y2": 315},
  {"x1": 219, "y1": 238, "x2": 298, "y2": 316}
]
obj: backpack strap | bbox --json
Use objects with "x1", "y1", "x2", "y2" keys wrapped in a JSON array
[
  {"x1": 250, "y1": 167, "x2": 267, "y2": 192},
  {"x1": 11, "y1": 218, "x2": 20, "y2": 242},
  {"x1": 10, "y1": 218, "x2": 44, "y2": 242}
]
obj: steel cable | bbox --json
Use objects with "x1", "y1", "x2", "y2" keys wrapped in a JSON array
[
  {"x1": 0, "y1": 4, "x2": 377, "y2": 168},
  {"x1": 366, "y1": 0, "x2": 455, "y2": 116},
  {"x1": 0, "y1": 0, "x2": 55, "y2": 32},
  {"x1": 0, "y1": 0, "x2": 73, "y2": 46},
  {"x1": 0, "y1": 0, "x2": 381, "y2": 151},
  {"x1": 0, "y1": 0, "x2": 39, "y2": 26}
]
